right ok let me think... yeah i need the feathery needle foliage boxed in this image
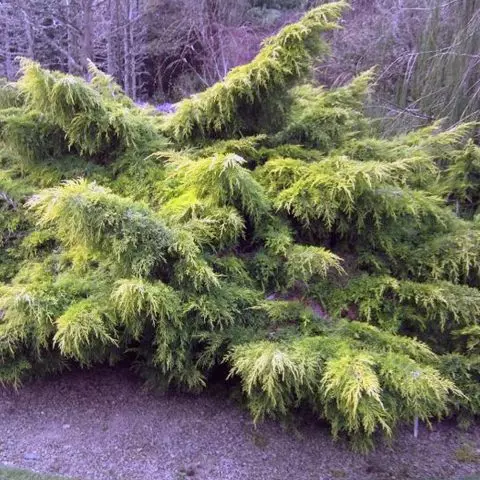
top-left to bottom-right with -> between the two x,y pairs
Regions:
0,0 -> 479,450
165,1 -> 349,141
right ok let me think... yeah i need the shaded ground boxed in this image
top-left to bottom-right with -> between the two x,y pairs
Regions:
1,367 -> 479,480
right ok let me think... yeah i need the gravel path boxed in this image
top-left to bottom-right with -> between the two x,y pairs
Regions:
1,367 -> 479,480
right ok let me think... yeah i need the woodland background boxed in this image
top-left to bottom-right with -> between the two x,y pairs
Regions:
1,0 -> 479,132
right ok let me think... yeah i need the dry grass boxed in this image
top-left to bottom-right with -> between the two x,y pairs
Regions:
320,0 -> 480,134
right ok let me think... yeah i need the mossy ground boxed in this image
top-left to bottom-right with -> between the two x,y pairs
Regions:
0,468 -> 71,480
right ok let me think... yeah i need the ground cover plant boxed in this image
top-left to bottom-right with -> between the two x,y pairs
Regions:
0,468 -> 71,480
0,1 -> 479,452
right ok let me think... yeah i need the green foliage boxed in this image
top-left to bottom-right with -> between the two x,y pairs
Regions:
0,59 -> 164,163
258,153 -> 439,234
0,79 -> 23,109
439,140 -> 480,219
285,245 -> 344,286
163,153 -> 270,226
1,2 -> 480,451
0,109 -> 67,162
165,1 -> 348,142
27,179 -> 173,276
229,320 -> 459,450
402,227 -> 480,284
278,69 -> 375,151
112,278 -> 182,339
319,274 -> 480,341
54,299 -> 117,363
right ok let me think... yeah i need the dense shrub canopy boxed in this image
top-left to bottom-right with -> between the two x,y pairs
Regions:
0,1 -> 479,451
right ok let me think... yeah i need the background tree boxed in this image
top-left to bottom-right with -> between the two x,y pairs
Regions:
1,0 -> 479,124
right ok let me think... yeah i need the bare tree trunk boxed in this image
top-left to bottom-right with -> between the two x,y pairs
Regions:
106,0 -> 115,76
2,3 -> 15,80
82,0 -> 94,69
18,0 -> 35,60
128,0 -> 137,99
24,15 -> 35,59
123,0 -> 131,96
65,0 -> 76,72
4,37 -> 14,80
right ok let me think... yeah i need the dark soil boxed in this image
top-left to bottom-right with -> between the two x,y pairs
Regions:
1,367 -> 479,480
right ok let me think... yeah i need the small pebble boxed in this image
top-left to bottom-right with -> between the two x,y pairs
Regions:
24,452 -> 39,461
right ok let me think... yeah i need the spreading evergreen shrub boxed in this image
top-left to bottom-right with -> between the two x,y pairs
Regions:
0,1 -> 479,449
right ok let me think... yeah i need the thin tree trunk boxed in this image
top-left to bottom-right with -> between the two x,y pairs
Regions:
123,10 -> 131,96
128,0 -> 136,99
82,0 -> 94,70
21,2 -> 35,60
3,4 -> 15,80
107,0 -> 115,76
66,0 -> 76,73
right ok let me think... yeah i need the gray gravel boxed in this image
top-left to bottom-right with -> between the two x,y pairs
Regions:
1,367 -> 479,480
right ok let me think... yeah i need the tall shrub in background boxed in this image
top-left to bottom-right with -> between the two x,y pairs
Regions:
398,0 -> 480,127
